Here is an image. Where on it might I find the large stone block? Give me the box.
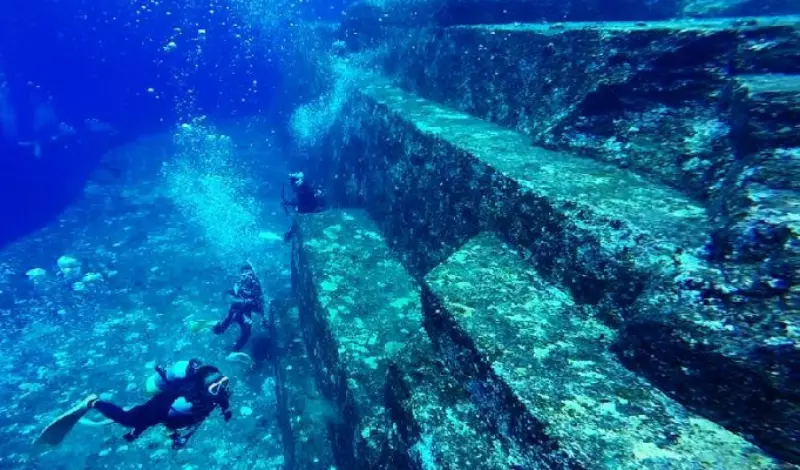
[730,74,800,153]
[385,341,538,469]
[423,233,782,469]
[319,81,800,463]
[268,294,335,470]
[291,209,514,468]
[327,80,707,309]
[291,209,425,468]
[379,18,800,203]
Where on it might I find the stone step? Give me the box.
[385,343,544,469]
[291,209,518,468]
[346,79,708,307]
[730,74,800,152]
[379,17,800,201]
[423,232,783,469]
[321,81,800,462]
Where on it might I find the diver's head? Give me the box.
[240,261,255,274]
[288,171,305,188]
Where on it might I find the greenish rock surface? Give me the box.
[423,232,782,469]
[380,17,800,203]
[307,75,799,461]
[386,339,535,469]
[326,79,707,307]
[283,13,800,466]
[290,17,800,461]
[292,210,521,468]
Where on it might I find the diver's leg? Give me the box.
[92,401,140,427]
[213,305,237,334]
[283,224,296,242]
[92,395,168,437]
[232,315,252,352]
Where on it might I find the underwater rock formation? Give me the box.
[293,14,800,466]
[423,233,781,469]
[291,210,536,468]
[339,0,800,33]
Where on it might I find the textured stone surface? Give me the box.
[291,210,418,468]
[290,13,800,466]
[423,232,782,469]
[385,339,527,469]
[380,17,800,203]
[268,294,335,470]
[291,209,515,469]
[707,73,800,308]
[311,79,800,463]
[337,0,799,31]
[326,80,707,303]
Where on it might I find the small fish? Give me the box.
[225,351,254,365]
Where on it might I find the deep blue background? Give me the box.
[0,0,344,249]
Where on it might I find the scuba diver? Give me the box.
[213,262,265,352]
[36,359,232,449]
[282,171,326,241]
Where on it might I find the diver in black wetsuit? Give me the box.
[282,171,325,241]
[83,359,232,449]
[213,262,265,351]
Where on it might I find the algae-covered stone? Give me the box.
[293,209,518,469]
[57,255,81,279]
[424,233,782,469]
[313,74,799,463]
[292,209,426,468]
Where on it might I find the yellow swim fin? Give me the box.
[186,317,217,333]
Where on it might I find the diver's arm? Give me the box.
[217,392,232,421]
[170,423,201,449]
[123,426,147,442]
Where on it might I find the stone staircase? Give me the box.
[287,14,800,469]
[291,210,535,469]
[423,232,778,469]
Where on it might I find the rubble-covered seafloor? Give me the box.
[0,131,305,470]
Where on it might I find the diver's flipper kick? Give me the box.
[36,360,232,449]
[35,394,98,446]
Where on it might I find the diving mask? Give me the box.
[208,376,230,396]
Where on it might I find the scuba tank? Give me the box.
[144,359,202,396]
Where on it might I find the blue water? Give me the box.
[0,0,292,248]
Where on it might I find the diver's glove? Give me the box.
[123,431,139,442]
[222,409,233,422]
